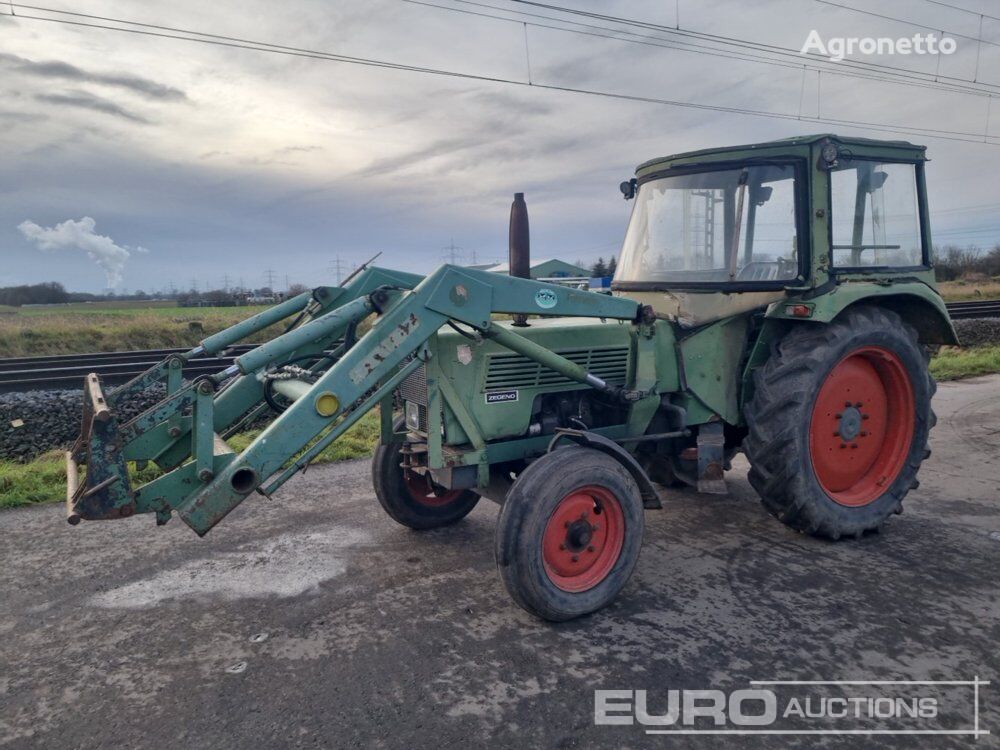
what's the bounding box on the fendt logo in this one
[595,679,990,739]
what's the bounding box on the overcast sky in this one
[2,0,999,293]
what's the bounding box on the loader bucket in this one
[66,373,136,524]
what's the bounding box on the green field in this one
[0,304,270,357]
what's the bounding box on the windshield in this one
[615,164,800,285]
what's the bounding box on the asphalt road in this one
[2,375,998,749]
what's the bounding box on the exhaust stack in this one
[509,192,530,326]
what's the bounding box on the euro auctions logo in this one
[595,678,990,738]
[801,30,956,61]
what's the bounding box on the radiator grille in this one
[484,346,629,391]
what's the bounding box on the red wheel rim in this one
[542,485,626,593]
[403,470,464,507]
[809,346,915,507]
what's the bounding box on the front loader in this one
[67,135,957,621]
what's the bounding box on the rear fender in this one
[766,281,958,344]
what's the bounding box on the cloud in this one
[0,109,46,123]
[17,217,148,288]
[34,90,148,123]
[0,52,186,101]
[276,145,324,154]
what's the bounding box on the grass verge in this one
[938,280,1000,302]
[0,411,380,510]
[929,345,1000,381]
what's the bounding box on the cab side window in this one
[830,161,923,268]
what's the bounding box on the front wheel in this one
[372,418,479,530]
[743,305,935,539]
[495,447,644,621]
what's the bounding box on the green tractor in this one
[67,134,956,621]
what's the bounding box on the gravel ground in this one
[0,376,998,749]
[0,387,166,461]
[953,317,1000,347]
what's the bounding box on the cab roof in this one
[635,134,926,177]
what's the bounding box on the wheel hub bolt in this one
[571,555,580,562]
[587,545,595,552]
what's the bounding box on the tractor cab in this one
[612,134,934,328]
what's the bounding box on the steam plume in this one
[18,217,148,289]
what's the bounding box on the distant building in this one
[481,258,589,279]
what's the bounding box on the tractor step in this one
[696,422,728,495]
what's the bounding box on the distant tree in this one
[933,245,985,282]
[607,255,617,276]
[202,288,233,306]
[287,283,310,296]
[591,257,607,277]
[0,281,70,306]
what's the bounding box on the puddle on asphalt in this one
[90,526,370,608]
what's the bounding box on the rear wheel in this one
[743,306,935,539]
[372,418,479,530]
[495,447,644,621]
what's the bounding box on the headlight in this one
[405,401,421,431]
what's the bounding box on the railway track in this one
[942,299,1000,319]
[1,300,997,393]
[0,345,257,393]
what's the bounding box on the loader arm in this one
[67,265,641,536]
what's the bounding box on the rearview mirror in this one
[752,185,773,206]
[867,171,889,193]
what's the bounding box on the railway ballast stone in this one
[0,386,167,462]
[952,317,1000,348]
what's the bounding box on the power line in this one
[408,0,995,99]
[442,238,463,264]
[4,3,999,146]
[502,0,1000,91]
[919,0,1000,24]
[813,0,1000,48]
[330,255,346,284]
